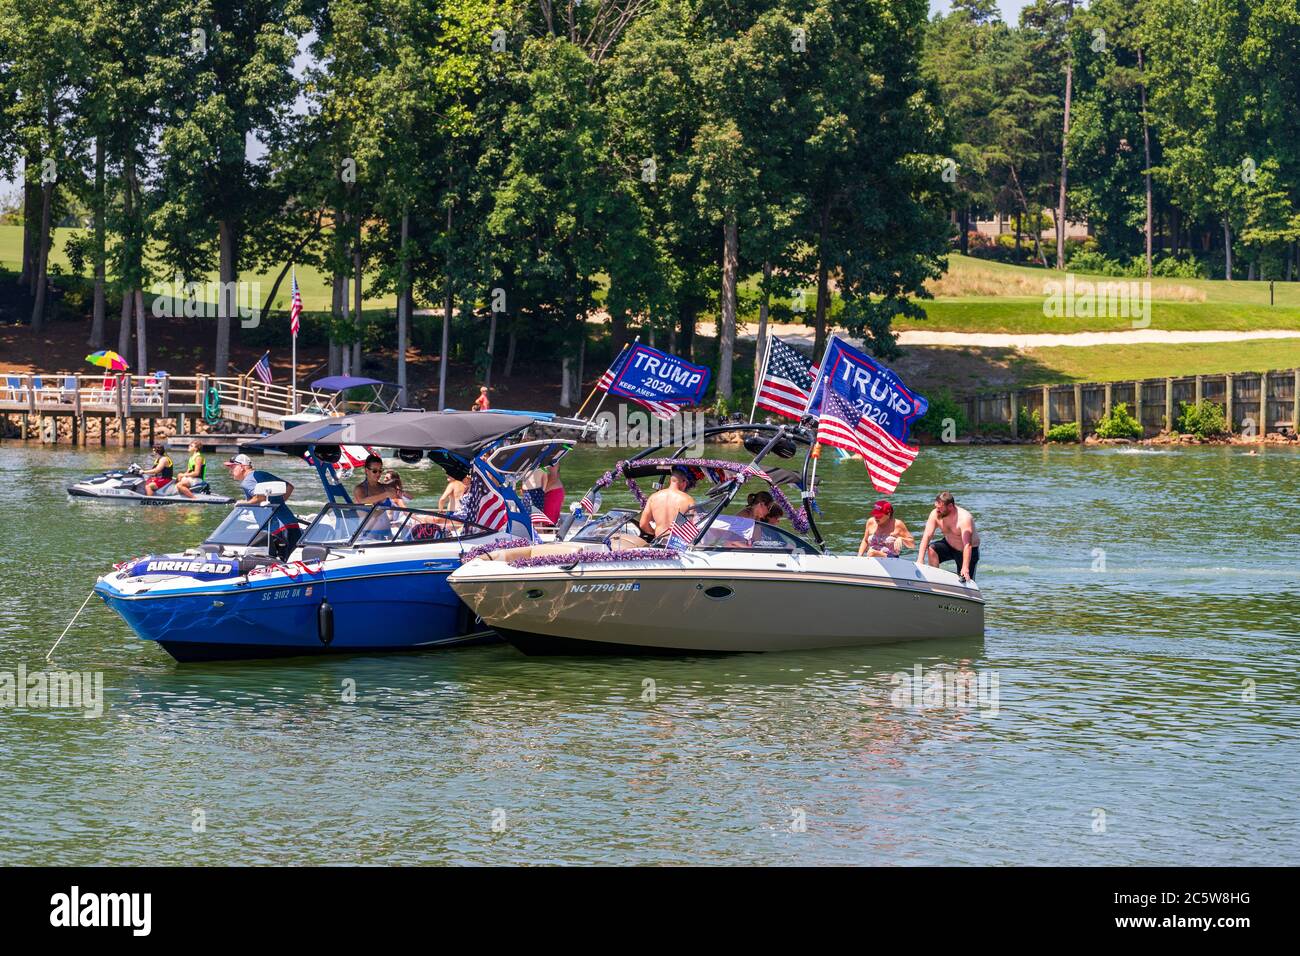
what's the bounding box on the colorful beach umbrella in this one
[85,350,129,371]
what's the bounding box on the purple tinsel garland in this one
[581,456,812,533]
[508,548,680,569]
[461,536,532,563]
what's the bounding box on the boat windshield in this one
[569,510,644,544]
[300,503,495,548]
[204,505,279,547]
[694,514,818,554]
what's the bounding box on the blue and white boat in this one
[95,411,569,662]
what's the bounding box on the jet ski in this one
[67,463,234,505]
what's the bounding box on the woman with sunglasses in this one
[354,454,393,505]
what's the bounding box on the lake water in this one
[0,442,1296,865]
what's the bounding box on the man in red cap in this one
[857,499,915,559]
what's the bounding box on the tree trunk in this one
[1009,165,1047,267]
[1138,47,1153,278]
[329,268,343,377]
[718,211,738,401]
[118,289,133,358]
[1171,207,1182,257]
[504,320,517,378]
[439,205,452,410]
[1222,218,1233,280]
[755,259,771,381]
[341,272,351,377]
[560,355,572,408]
[813,202,831,359]
[1056,0,1075,270]
[958,206,970,256]
[1014,212,1022,258]
[134,289,147,373]
[19,150,40,287]
[88,137,107,348]
[30,179,54,331]
[215,221,236,375]
[397,209,409,404]
[484,309,497,389]
[678,306,694,360]
[351,229,362,375]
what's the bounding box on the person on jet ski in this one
[176,441,207,499]
[224,453,300,558]
[142,443,175,496]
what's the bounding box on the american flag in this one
[289,268,303,337]
[816,388,919,495]
[463,469,509,531]
[598,347,681,421]
[756,336,818,420]
[530,510,554,531]
[577,492,596,515]
[664,509,699,551]
[253,351,273,385]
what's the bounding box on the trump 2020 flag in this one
[600,343,711,421]
[805,336,929,494]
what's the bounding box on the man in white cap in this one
[224,453,299,557]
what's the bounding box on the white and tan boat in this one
[449,424,984,655]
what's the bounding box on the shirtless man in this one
[638,466,696,539]
[916,491,981,582]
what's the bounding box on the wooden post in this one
[132,417,140,448]
[161,375,170,418]
[1041,385,1051,436]
[73,381,84,445]
[971,394,980,430]
[1104,382,1113,418]
[252,384,260,430]
[20,413,28,440]
[1194,374,1203,406]
[99,415,106,446]
[1260,371,1269,434]
[1225,373,1234,431]
[1009,391,1019,439]
[1293,369,1299,435]
[26,375,36,416]
[1165,377,1174,432]
[1134,381,1144,437]
[116,375,127,447]
[1073,383,1083,439]
[148,418,155,447]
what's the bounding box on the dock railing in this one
[961,368,1300,440]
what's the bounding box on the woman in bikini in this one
[857,499,915,559]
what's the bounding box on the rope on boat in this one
[46,590,97,662]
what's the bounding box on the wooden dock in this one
[0,373,314,447]
[963,368,1300,439]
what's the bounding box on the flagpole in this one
[291,333,297,413]
[575,337,636,423]
[749,331,775,424]
[801,333,837,419]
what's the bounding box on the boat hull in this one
[98,562,496,662]
[450,555,984,655]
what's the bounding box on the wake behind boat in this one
[450,423,985,655]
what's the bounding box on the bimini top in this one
[309,375,393,392]
[246,411,537,458]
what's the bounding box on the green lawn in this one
[0,224,396,312]
[1014,339,1300,386]
[903,298,1300,334]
